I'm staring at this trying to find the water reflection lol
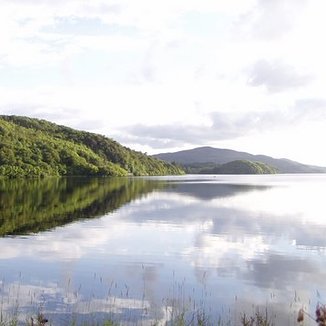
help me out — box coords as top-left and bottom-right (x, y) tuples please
(165, 182), (270, 200)
(0, 175), (326, 325)
(0, 177), (166, 236)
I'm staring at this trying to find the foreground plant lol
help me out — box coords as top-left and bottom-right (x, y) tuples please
(27, 313), (48, 326)
(241, 309), (274, 326)
(297, 303), (326, 326)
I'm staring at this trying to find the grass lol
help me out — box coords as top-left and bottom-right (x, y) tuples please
(0, 277), (322, 326)
(0, 294), (317, 325)
(6, 304), (326, 326)
(0, 306), (278, 326)
(241, 309), (274, 326)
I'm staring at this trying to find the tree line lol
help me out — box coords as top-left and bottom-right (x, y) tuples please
(0, 115), (184, 178)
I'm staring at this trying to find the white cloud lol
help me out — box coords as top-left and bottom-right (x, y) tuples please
(1, 0), (326, 164)
(116, 99), (326, 152)
(247, 60), (312, 92)
(248, 0), (307, 39)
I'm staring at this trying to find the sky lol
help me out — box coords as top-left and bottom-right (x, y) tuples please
(0, 0), (326, 165)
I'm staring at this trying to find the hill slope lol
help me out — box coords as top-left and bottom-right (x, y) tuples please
(153, 146), (326, 173)
(198, 160), (277, 174)
(0, 115), (184, 177)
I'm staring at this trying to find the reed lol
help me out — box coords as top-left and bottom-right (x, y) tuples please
(0, 276), (323, 325)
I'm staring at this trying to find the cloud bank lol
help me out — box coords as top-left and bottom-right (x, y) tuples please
(1, 0), (326, 164)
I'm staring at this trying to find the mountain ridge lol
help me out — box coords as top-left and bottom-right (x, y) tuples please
(153, 146), (326, 173)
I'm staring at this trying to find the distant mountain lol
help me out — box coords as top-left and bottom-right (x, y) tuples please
(0, 115), (184, 177)
(153, 146), (326, 173)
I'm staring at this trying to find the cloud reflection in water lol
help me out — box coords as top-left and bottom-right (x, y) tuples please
(0, 175), (326, 324)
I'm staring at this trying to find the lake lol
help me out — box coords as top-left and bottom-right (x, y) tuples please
(0, 174), (326, 325)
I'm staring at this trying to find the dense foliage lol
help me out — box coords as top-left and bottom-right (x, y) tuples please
(0, 115), (184, 177)
(186, 160), (277, 174)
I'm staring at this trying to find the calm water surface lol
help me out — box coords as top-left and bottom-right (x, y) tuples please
(0, 175), (326, 325)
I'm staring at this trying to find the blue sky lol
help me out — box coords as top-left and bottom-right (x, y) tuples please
(1, 0), (326, 165)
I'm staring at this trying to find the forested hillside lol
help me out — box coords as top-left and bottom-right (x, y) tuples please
(0, 115), (184, 177)
(197, 160), (277, 174)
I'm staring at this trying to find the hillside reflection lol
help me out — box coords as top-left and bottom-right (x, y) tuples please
(0, 177), (269, 236)
(0, 177), (166, 236)
(166, 181), (269, 199)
